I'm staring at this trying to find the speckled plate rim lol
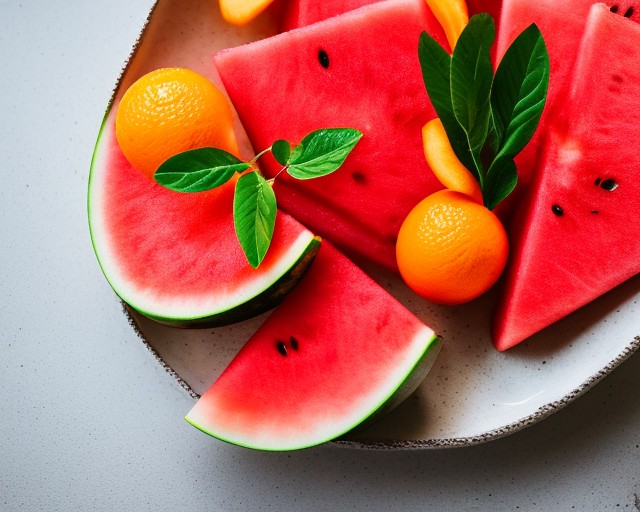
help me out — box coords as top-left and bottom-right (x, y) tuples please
(104, 0), (640, 450)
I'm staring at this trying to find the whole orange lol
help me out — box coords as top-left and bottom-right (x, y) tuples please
(396, 189), (508, 305)
(115, 67), (238, 180)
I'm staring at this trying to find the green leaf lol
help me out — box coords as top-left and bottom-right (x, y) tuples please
(233, 172), (277, 269)
(483, 157), (518, 210)
(491, 23), (550, 161)
(154, 148), (250, 192)
(418, 31), (476, 175)
(450, 13), (495, 180)
(271, 140), (291, 166)
(286, 128), (362, 180)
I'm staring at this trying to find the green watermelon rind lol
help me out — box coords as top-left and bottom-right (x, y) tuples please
(88, 113), (321, 328)
(183, 331), (443, 451)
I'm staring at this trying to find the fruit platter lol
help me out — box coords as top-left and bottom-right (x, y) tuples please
(89, 0), (640, 449)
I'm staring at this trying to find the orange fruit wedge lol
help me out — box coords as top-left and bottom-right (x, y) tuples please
(219, 0), (275, 25)
(422, 118), (483, 204)
(424, 0), (469, 49)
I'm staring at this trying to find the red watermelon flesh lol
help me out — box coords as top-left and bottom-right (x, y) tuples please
(185, 242), (442, 450)
(88, 109), (320, 327)
(214, 0), (449, 270)
(492, 4), (640, 351)
(280, 0), (380, 30)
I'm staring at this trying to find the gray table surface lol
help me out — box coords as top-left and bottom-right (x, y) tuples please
(2, 1), (640, 510)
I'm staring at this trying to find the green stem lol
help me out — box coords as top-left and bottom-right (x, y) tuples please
(250, 146), (272, 165)
(266, 166), (288, 186)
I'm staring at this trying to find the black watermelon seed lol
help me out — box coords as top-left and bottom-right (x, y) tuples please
(595, 177), (602, 186)
(552, 204), (564, 216)
(590, 210), (600, 215)
(624, 6), (634, 17)
(600, 179), (619, 191)
(276, 340), (287, 356)
(352, 171), (366, 183)
(610, 4), (619, 12)
(290, 336), (299, 350)
(318, 49), (329, 68)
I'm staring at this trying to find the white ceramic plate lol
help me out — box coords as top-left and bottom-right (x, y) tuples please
(110, 0), (640, 449)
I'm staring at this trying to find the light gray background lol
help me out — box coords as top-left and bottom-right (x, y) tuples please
(2, 1), (640, 510)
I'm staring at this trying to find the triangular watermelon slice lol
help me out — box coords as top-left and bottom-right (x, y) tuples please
(214, 0), (449, 270)
(492, 4), (640, 350)
(186, 243), (442, 450)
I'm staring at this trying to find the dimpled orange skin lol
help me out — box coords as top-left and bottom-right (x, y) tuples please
(115, 68), (239, 181)
(396, 189), (509, 305)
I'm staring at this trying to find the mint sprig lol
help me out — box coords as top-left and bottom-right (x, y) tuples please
(419, 14), (550, 210)
(154, 128), (362, 268)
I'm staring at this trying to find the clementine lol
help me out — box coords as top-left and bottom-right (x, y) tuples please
(396, 189), (508, 305)
(115, 67), (238, 181)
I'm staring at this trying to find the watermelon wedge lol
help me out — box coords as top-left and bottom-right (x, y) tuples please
(214, 0), (449, 270)
(88, 109), (320, 327)
(492, 4), (640, 350)
(186, 243), (442, 450)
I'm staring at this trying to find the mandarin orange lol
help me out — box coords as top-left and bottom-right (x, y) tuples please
(115, 67), (238, 181)
(396, 189), (508, 305)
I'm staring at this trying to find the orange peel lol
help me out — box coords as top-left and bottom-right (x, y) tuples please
(422, 118), (483, 204)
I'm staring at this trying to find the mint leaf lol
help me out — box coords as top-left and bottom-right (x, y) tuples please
(483, 157), (517, 210)
(418, 32), (476, 175)
(450, 13), (495, 181)
(286, 128), (362, 179)
(491, 23), (549, 161)
(272, 140), (291, 166)
(154, 148), (250, 192)
(233, 171), (277, 269)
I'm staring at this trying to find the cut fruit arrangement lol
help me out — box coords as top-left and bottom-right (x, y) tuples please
(88, 0), (640, 450)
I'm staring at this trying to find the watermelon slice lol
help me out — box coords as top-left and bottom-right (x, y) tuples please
(492, 4), (640, 350)
(214, 0), (449, 270)
(185, 243), (442, 450)
(88, 109), (320, 327)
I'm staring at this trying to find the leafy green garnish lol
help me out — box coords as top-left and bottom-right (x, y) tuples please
(286, 128), (363, 179)
(419, 14), (550, 209)
(154, 128), (362, 268)
(155, 148), (250, 192)
(271, 140), (291, 166)
(450, 13), (495, 182)
(233, 172), (277, 269)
